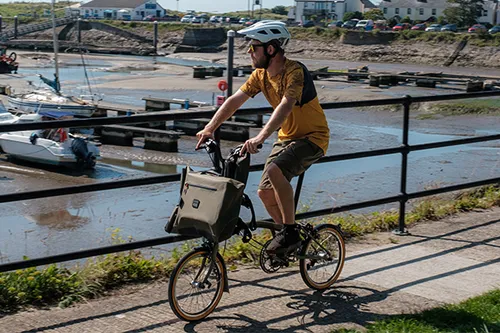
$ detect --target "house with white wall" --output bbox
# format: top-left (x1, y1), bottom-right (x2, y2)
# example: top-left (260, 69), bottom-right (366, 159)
top-left (80, 0), bottom-right (167, 21)
top-left (293, 0), bottom-right (376, 23)
top-left (379, 0), bottom-right (499, 25)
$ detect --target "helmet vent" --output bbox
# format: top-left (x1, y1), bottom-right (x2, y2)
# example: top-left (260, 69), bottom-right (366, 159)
top-left (257, 30), bottom-right (268, 35)
top-left (271, 29), bottom-right (281, 34)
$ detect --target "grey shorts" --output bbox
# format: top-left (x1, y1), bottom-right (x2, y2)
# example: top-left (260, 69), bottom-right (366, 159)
top-left (258, 139), bottom-right (324, 190)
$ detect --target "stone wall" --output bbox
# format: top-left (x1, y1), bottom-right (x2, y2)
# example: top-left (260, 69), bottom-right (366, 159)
top-left (341, 30), bottom-right (396, 45)
top-left (181, 28), bottom-right (225, 47)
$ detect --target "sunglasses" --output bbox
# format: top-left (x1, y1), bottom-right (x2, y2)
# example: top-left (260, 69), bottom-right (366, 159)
top-left (248, 43), bottom-right (265, 53)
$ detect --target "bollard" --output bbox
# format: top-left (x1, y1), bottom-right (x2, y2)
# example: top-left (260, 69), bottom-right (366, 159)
top-left (153, 21), bottom-right (158, 54)
top-left (14, 16), bottom-right (18, 39)
top-left (184, 99), bottom-right (189, 109)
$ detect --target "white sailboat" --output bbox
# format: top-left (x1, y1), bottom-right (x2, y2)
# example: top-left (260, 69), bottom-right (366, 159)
top-left (7, 0), bottom-right (96, 118)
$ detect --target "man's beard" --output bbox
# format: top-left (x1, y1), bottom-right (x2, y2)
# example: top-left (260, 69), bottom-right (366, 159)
top-left (252, 56), bottom-right (270, 69)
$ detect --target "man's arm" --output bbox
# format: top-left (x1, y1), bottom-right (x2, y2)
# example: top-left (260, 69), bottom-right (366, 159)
top-left (196, 89), bottom-right (250, 148)
top-left (240, 96), bottom-right (295, 154)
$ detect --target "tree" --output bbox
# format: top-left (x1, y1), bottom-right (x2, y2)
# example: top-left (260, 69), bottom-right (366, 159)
top-left (401, 16), bottom-right (412, 23)
top-left (363, 9), bottom-right (385, 21)
top-left (445, 0), bottom-right (485, 27)
top-left (343, 11), bottom-right (363, 22)
top-left (271, 5), bottom-right (287, 16)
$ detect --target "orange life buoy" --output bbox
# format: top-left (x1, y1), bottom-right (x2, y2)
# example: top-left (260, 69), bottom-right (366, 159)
top-left (217, 80), bottom-right (228, 92)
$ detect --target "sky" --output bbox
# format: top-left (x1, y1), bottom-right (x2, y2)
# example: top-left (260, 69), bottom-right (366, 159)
top-left (0, 0), bottom-right (383, 14)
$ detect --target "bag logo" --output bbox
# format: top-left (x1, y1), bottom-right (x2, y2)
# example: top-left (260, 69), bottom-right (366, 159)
top-left (192, 199), bottom-right (200, 209)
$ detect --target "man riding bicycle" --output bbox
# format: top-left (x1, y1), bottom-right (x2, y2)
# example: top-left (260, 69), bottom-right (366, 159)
top-left (196, 21), bottom-right (330, 256)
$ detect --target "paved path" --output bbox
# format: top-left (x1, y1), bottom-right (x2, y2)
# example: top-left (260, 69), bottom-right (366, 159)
top-left (1, 208), bottom-right (499, 333)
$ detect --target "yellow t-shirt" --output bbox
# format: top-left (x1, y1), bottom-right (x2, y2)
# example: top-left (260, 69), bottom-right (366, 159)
top-left (239, 58), bottom-right (330, 154)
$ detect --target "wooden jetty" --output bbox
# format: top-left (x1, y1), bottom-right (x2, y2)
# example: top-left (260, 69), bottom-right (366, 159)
top-left (100, 125), bottom-right (181, 152)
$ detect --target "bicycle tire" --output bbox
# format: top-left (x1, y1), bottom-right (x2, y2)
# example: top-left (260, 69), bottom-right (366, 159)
top-left (168, 248), bottom-right (225, 321)
top-left (299, 224), bottom-right (345, 290)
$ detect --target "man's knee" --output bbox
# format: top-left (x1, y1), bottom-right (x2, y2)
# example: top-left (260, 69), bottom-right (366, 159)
top-left (258, 188), bottom-right (275, 205)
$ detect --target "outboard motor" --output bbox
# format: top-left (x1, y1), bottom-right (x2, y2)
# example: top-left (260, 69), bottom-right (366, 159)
top-left (71, 138), bottom-right (96, 169)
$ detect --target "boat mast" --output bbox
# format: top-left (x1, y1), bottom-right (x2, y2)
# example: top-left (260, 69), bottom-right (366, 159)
top-left (51, 0), bottom-right (60, 94)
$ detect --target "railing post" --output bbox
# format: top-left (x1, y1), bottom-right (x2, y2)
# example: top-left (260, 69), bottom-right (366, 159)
top-left (395, 95), bottom-right (411, 235)
top-left (153, 21), bottom-right (158, 54)
top-left (77, 18), bottom-right (82, 44)
top-left (0, 16), bottom-right (3, 34)
top-left (14, 16), bottom-right (18, 39)
top-left (294, 173), bottom-right (305, 213)
top-left (227, 30), bottom-right (235, 97)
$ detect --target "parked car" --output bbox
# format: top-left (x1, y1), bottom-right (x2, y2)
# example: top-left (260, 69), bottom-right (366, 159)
top-left (489, 25), bottom-right (500, 34)
top-left (441, 24), bottom-right (457, 32)
top-left (374, 20), bottom-right (388, 30)
top-left (392, 23), bottom-right (411, 31)
top-left (180, 15), bottom-right (194, 23)
top-left (299, 20), bottom-right (315, 28)
top-left (327, 21), bottom-right (343, 28)
top-left (209, 15), bottom-right (221, 23)
top-left (355, 19), bottom-right (374, 31)
top-left (239, 17), bottom-right (249, 24)
top-left (191, 16), bottom-right (206, 24)
top-left (245, 19), bottom-right (259, 26)
top-left (411, 23), bottom-right (426, 31)
top-left (468, 24), bottom-right (487, 33)
top-left (342, 19), bottom-right (359, 29)
top-left (425, 24), bottom-right (442, 32)
top-left (226, 17), bottom-right (240, 24)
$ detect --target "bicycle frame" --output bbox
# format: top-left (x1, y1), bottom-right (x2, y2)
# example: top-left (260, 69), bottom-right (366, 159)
top-left (195, 241), bottom-right (230, 293)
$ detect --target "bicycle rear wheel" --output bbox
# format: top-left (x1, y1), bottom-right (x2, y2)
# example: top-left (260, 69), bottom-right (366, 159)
top-left (168, 248), bottom-right (225, 321)
top-left (299, 224), bottom-right (345, 290)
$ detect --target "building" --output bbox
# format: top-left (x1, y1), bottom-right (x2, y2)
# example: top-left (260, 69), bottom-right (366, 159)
top-left (293, 0), bottom-right (376, 23)
top-left (80, 0), bottom-right (167, 21)
top-left (379, 0), bottom-right (500, 25)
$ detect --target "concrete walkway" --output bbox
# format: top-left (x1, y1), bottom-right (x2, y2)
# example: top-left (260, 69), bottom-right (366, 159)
top-left (1, 208), bottom-right (499, 333)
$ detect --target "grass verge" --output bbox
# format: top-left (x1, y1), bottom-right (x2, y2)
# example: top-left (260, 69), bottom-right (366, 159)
top-left (333, 289), bottom-right (500, 333)
top-left (0, 185), bottom-right (499, 314)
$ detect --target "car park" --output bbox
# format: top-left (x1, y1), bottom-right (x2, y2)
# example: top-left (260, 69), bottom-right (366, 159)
top-left (468, 24), bottom-right (487, 33)
top-left (441, 24), bottom-right (457, 32)
top-left (226, 17), bottom-right (240, 24)
top-left (191, 16), bottom-right (205, 24)
top-left (355, 19), bottom-right (374, 31)
top-left (209, 15), bottom-right (221, 23)
top-left (425, 24), bottom-right (442, 32)
top-left (489, 25), bottom-right (500, 34)
top-left (374, 20), bottom-right (388, 30)
top-left (392, 23), bottom-right (411, 31)
top-left (411, 23), bottom-right (426, 31)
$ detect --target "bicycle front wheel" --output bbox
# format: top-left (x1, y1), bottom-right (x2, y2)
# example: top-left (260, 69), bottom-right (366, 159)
top-left (299, 224), bottom-right (345, 290)
top-left (168, 248), bottom-right (225, 321)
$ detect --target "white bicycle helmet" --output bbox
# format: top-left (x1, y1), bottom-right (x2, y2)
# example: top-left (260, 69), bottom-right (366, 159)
top-left (237, 20), bottom-right (291, 48)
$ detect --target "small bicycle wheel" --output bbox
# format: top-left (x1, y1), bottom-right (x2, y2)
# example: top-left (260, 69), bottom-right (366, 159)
top-left (168, 248), bottom-right (225, 321)
top-left (299, 224), bottom-right (345, 290)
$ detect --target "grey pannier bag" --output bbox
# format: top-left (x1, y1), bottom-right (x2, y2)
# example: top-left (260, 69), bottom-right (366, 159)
top-left (165, 167), bottom-right (245, 242)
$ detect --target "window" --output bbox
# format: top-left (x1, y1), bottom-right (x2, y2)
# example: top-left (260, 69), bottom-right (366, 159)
top-left (432, 8), bottom-right (436, 15)
top-left (136, 11), bottom-right (140, 15)
top-left (420, 8), bottom-right (424, 15)
top-left (304, 2), bottom-right (308, 8)
top-left (407, 8), bottom-right (411, 15)
top-left (395, 8), bottom-right (399, 15)
top-left (383, 7), bottom-right (387, 14)
top-left (483, 10), bottom-right (488, 16)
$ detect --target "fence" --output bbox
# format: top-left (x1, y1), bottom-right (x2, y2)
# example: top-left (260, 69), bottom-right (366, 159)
top-left (0, 91), bottom-right (499, 273)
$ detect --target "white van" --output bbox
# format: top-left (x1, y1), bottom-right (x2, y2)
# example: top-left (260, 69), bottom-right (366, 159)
top-left (355, 19), bottom-right (374, 31)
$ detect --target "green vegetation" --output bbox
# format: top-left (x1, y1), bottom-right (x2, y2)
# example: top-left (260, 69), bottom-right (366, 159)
top-left (333, 289), bottom-right (500, 333)
top-left (426, 99), bottom-right (500, 117)
top-left (1, 185), bottom-right (499, 314)
top-left (0, 1), bottom-right (71, 23)
top-left (444, 0), bottom-right (485, 27)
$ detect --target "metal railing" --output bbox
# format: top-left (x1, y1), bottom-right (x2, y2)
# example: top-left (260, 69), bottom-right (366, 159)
top-left (0, 91), bottom-right (499, 273)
